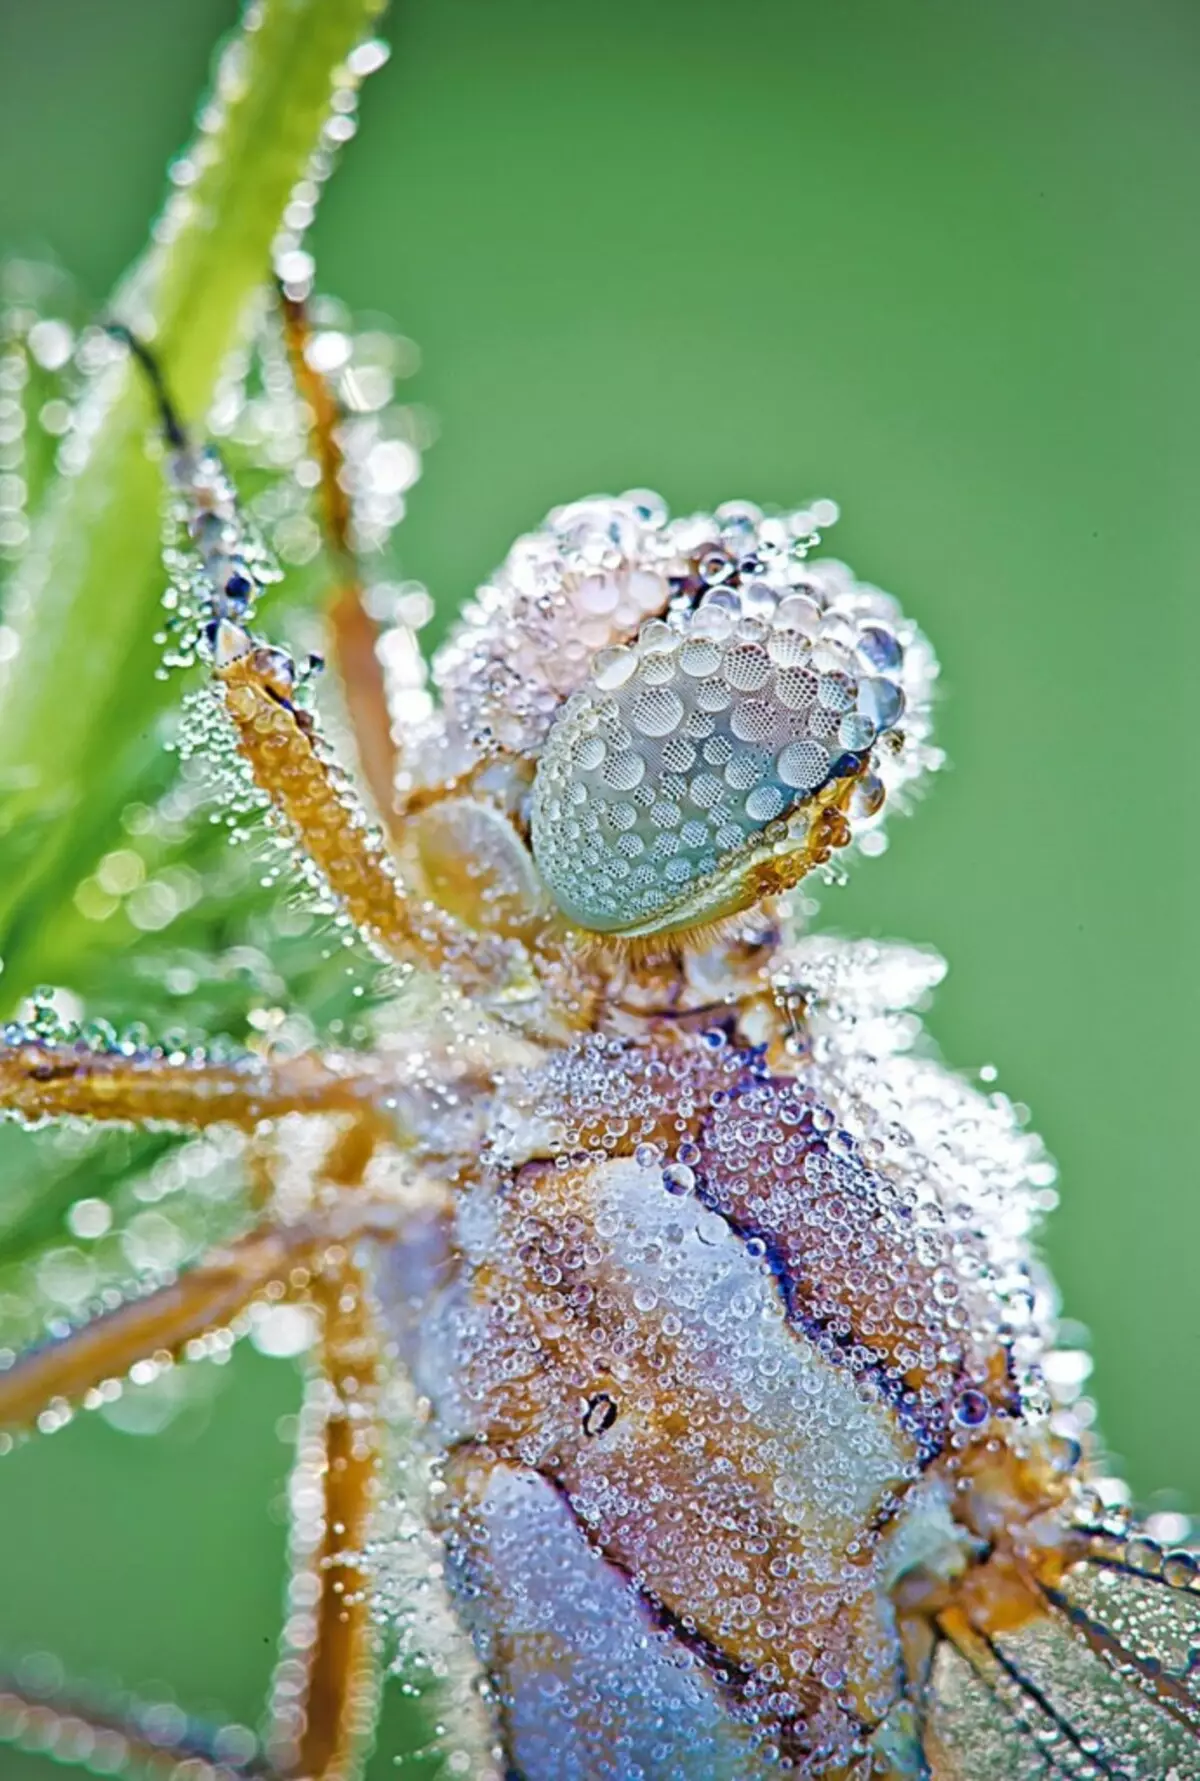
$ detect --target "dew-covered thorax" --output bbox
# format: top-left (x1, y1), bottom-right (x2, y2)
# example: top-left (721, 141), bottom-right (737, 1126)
top-left (472, 929), bottom-right (1060, 1411)
top-left (371, 931), bottom-right (1081, 1774)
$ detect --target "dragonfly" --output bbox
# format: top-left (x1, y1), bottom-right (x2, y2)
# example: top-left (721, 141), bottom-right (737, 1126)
top-left (0, 286), bottom-right (1196, 1781)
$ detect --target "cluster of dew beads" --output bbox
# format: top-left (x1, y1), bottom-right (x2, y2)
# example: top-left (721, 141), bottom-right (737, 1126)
top-left (432, 491), bottom-right (680, 758)
top-left (156, 293), bottom-right (424, 677)
top-left (214, 291), bottom-right (425, 570)
top-left (160, 425), bottom-right (296, 827)
top-left (0, 996), bottom-right (250, 1392)
top-left (519, 496), bottom-right (935, 932)
top-left (0, 263), bottom-right (82, 564)
top-left (0, 1121), bottom-right (246, 1390)
top-left (294, 297), bottom-right (426, 556)
top-left (159, 436), bottom-right (282, 674)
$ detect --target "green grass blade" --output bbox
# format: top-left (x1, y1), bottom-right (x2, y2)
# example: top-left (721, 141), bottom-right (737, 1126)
top-left (0, 0), bottom-right (388, 1004)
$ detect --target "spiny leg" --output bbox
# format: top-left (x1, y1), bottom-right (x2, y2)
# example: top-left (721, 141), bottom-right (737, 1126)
top-left (275, 292), bottom-right (354, 561)
top-left (0, 1038), bottom-right (373, 1130)
top-left (0, 1676), bottom-right (277, 1780)
top-left (0, 1011), bottom-right (511, 1158)
top-left (0, 1104), bottom-right (406, 1439)
top-left (0, 1140), bottom-right (404, 1778)
top-left (0, 1211), bottom-right (320, 1777)
top-left (269, 1255), bottom-right (386, 1781)
top-left (272, 297), bottom-right (382, 736)
top-left (277, 288), bottom-right (399, 832)
top-left (211, 632), bottom-right (513, 994)
top-left (0, 1217), bottom-right (324, 1436)
top-left (269, 1117), bottom-right (385, 1780)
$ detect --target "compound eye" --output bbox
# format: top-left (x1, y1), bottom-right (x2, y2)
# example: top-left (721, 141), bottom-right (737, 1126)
top-left (531, 592), bottom-right (918, 937)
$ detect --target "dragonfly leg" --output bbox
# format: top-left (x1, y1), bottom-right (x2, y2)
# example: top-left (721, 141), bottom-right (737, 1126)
top-left (276, 289), bottom-right (398, 833)
top-left (0, 1038), bottom-right (370, 1131)
top-left (268, 1254), bottom-right (385, 1781)
top-left (0, 1217), bottom-right (323, 1437)
top-left (0, 1675), bottom-right (278, 1780)
top-left (214, 633), bottom-right (512, 993)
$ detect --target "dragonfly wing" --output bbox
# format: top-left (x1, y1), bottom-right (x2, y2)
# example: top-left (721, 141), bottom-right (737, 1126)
top-left (924, 1639), bottom-right (1059, 1780)
top-left (927, 1544), bottom-right (1200, 1780)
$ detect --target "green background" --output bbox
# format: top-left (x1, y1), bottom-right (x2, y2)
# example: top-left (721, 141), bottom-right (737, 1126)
top-left (0, 0), bottom-right (1197, 1771)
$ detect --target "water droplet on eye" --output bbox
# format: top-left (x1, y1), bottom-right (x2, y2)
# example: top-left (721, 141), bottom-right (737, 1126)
top-left (858, 625), bottom-right (903, 672)
top-left (573, 733), bottom-right (606, 770)
top-left (768, 629), bottom-right (813, 670)
top-left (682, 706), bottom-right (716, 742)
top-left (775, 593), bottom-right (821, 633)
top-left (730, 698), bottom-right (779, 745)
top-left (746, 785), bottom-right (786, 822)
top-left (630, 686), bottom-right (684, 737)
top-left (638, 619), bottom-right (677, 654)
top-left (691, 600), bottom-right (735, 642)
top-left (688, 773), bottom-right (725, 810)
top-left (725, 748), bottom-right (770, 792)
top-left (738, 578), bottom-right (776, 618)
top-left (640, 650), bottom-right (678, 686)
top-left (817, 672), bottom-right (855, 712)
top-left (721, 643), bottom-right (772, 692)
top-left (593, 645), bottom-right (638, 691)
top-left (838, 712), bottom-right (876, 751)
top-left (774, 665), bottom-right (819, 710)
top-left (601, 749), bottom-right (645, 791)
top-left (696, 675), bottom-right (734, 714)
top-left (680, 637), bottom-right (722, 678)
top-left (857, 676), bottom-right (905, 730)
top-left (777, 739), bottom-right (830, 791)
top-left (661, 735), bottom-right (697, 773)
